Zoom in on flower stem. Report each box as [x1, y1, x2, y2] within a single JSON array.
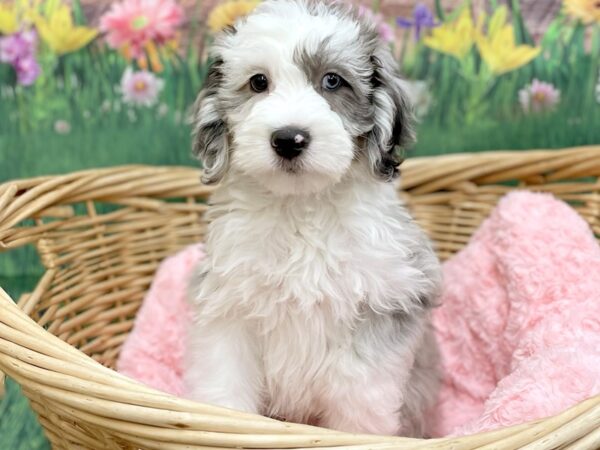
[[434, 0, 445, 21]]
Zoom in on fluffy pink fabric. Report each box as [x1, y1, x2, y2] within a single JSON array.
[[116, 243, 202, 397], [429, 191, 600, 436], [117, 192, 600, 435]]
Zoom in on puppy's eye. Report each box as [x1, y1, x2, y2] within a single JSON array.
[[249, 74, 269, 93], [322, 73, 344, 91]]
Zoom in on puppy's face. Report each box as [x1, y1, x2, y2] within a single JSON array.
[[192, 0, 413, 195]]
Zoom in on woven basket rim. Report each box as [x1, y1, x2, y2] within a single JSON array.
[[1, 145, 600, 449]]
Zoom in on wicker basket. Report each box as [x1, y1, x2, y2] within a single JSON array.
[[1, 146, 600, 450]]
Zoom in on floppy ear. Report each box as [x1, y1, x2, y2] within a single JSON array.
[[191, 58, 229, 184], [366, 49, 415, 181]]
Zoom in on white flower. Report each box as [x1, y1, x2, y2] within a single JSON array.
[[54, 120, 71, 134], [519, 79, 560, 114], [398, 79, 432, 119], [120, 67, 165, 107], [596, 68, 600, 104], [127, 109, 137, 122], [173, 110, 182, 124], [157, 102, 169, 117]]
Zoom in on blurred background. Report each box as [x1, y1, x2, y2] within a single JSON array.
[[0, 0, 599, 447]]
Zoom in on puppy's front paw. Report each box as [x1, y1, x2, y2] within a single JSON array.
[[200, 395, 260, 415]]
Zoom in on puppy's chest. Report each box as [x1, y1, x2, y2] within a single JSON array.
[[209, 208, 395, 318], [250, 222, 365, 297]]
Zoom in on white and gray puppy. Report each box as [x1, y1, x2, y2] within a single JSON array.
[[184, 0, 442, 436]]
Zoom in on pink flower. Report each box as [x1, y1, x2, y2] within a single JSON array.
[[357, 5, 395, 44], [99, 0, 184, 58], [519, 79, 561, 114], [0, 30, 36, 64], [120, 67, 165, 107], [54, 120, 72, 135], [0, 30, 40, 86], [14, 55, 40, 86]]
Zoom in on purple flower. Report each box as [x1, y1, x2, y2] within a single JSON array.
[[397, 4, 438, 40], [0, 30, 37, 63], [0, 34, 23, 64], [14, 56, 41, 86], [0, 30, 40, 86]]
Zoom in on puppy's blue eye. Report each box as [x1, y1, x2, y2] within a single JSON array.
[[322, 73, 343, 91], [250, 74, 269, 93]]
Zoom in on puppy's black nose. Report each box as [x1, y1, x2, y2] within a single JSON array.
[[270, 127, 310, 160]]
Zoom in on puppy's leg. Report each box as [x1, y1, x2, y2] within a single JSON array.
[[319, 313, 431, 436], [318, 367, 404, 435], [397, 326, 441, 437], [184, 319, 264, 414]]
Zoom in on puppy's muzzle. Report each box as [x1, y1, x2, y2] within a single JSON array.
[[270, 127, 310, 160]]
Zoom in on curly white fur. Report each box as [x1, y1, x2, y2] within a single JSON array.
[[184, 0, 442, 436]]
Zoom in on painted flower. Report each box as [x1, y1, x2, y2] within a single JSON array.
[[397, 4, 438, 40], [0, 30, 36, 63], [0, 34, 22, 64], [100, 0, 184, 58], [14, 54, 40, 85], [35, 4, 98, 55], [207, 0, 260, 33], [357, 5, 394, 44], [157, 102, 168, 117], [476, 6, 541, 75], [563, 0, 600, 24], [0, 30, 40, 86], [101, 99, 112, 113], [120, 67, 165, 107], [423, 8, 476, 60], [595, 68, 600, 104], [0, 2, 18, 35], [398, 79, 432, 119], [54, 119, 72, 135], [519, 79, 561, 113], [0, 0, 44, 34]]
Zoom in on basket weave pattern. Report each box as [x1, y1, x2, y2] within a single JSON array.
[[0, 146, 599, 449]]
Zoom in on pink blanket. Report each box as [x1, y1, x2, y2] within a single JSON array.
[[117, 192, 600, 436]]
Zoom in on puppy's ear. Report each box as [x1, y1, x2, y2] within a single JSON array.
[[191, 58, 229, 184], [366, 49, 415, 181]]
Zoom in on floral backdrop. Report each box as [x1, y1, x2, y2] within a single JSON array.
[[0, 0, 599, 448]]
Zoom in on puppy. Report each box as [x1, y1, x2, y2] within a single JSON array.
[[184, 0, 442, 436]]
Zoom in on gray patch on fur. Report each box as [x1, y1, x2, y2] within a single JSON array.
[[398, 324, 441, 437], [367, 49, 415, 180], [350, 307, 438, 436], [291, 0, 415, 181], [293, 40, 374, 137], [191, 59, 230, 184]]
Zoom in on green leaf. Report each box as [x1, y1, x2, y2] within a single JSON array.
[[510, 0, 534, 45], [434, 0, 445, 21]]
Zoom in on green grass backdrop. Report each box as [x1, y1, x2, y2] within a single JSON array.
[[1, 0, 599, 447]]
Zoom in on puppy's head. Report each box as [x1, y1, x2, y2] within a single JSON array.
[[192, 0, 413, 195]]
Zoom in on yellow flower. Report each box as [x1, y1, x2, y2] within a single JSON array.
[[0, 0, 45, 34], [0, 3, 18, 34], [34, 4, 97, 55], [423, 9, 477, 61], [563, 0, 600, 24], [207, 0, 260, 33], [476, 7, 541, 75]]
